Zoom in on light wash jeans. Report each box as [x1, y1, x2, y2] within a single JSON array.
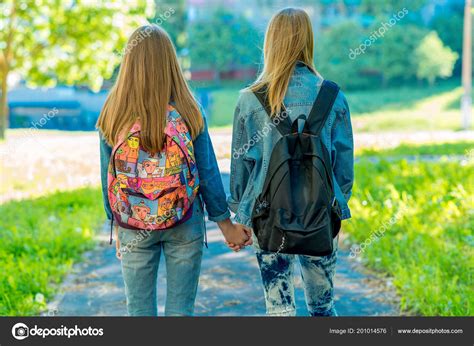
[[118, 202, 205, 316], [255, 236, 339, 316]]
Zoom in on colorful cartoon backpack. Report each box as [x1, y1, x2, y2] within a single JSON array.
[[107, 105, 199, 237]]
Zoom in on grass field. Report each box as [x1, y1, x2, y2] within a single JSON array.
[[356, 141, 474, 157], [0, 188, 103, 315], [345, 148, 473, 316], [206, 80, 474, 131]]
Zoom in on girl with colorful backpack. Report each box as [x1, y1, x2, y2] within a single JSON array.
[[97, 25, 251, 316]]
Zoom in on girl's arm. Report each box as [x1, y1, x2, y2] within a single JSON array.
[[99, 133, 113, 220], [193, 111, 251, 247], [193, 113, 231, 223], [228, 97, 249, 213], [331, 93, 354, 219]]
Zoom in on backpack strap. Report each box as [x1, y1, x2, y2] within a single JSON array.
[[306, 80, 340, 136], [253, 87, 292, 136]]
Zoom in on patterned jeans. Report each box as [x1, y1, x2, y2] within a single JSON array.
[[255, 244, 338, 316]]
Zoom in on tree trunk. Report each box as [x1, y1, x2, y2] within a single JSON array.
[[0, 0, 16, 140], [0, 71, 8, 140]]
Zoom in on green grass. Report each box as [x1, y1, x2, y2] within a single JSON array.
[[345, 151, 473, 316], [352, 86, 473, 132], [346, 81, 460, 114], [0, 187, 104, 316], [206, 80, 474, 131], [209, 86, 241, 128], [356, 141, 474, 157]]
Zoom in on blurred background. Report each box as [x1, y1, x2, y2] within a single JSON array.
[[0, 0, 472, 317]]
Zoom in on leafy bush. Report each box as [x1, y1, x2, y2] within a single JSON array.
[[0, 188, 104, 316], [414, 32, 458, 85]]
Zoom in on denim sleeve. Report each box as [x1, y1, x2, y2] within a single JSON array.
[[99, 133, 113, 220], [331, 93, 354, 217], [193, 113, 231, 223], [228, 100, 250, 213]]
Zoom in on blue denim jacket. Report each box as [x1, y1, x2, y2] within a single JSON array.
[[99, 109, 230, 223], [229, 62, 354, 227]]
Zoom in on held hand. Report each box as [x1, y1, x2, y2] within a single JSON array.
[[225, 225, 253, 252], [217, 219, 252, 252], [242, 226, 253, 246]]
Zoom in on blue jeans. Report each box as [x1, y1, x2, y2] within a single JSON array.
[[255, 239, 338, 316], [118, 202, 205, 316]]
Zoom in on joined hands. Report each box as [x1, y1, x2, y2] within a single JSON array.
[[217, 219, 253, 252]]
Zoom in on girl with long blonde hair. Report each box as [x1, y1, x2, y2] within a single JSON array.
[[229, 8, 354, 316], [98, 25, 251, 316]]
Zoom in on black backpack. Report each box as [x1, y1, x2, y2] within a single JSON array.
[[251, 80, 342, 257]]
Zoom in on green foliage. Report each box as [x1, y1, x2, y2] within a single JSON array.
[[0, 188, 104, 315], [316, 21, 430, 89], [0, 0, 153, 91], [430, 7, 464, 58], [346, 151, 473, 316], [360, 0, 427, 16], [154, 0, 187, 51], [414, 32, 459, 85], [370, 24, 427, 85], [188, 8, 261, 73], [316, 21, 372, 89]]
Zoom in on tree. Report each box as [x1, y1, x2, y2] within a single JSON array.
[[154, 0, 187, 52], [414, 31, 459, 86], [187, 8, 261, 81], [315, 21, 369, 89], [430, 6, 464, 75], [316, 22, 426, 89], [371, 24, 428, 86], [0, 0, 153, 139]]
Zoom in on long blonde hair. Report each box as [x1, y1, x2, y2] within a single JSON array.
[[249, 8, 317, 115], [97, 25, 203, 153]]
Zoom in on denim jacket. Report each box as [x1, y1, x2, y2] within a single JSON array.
[[229, 62, 354, 227], [99, 108, 230, 224]]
